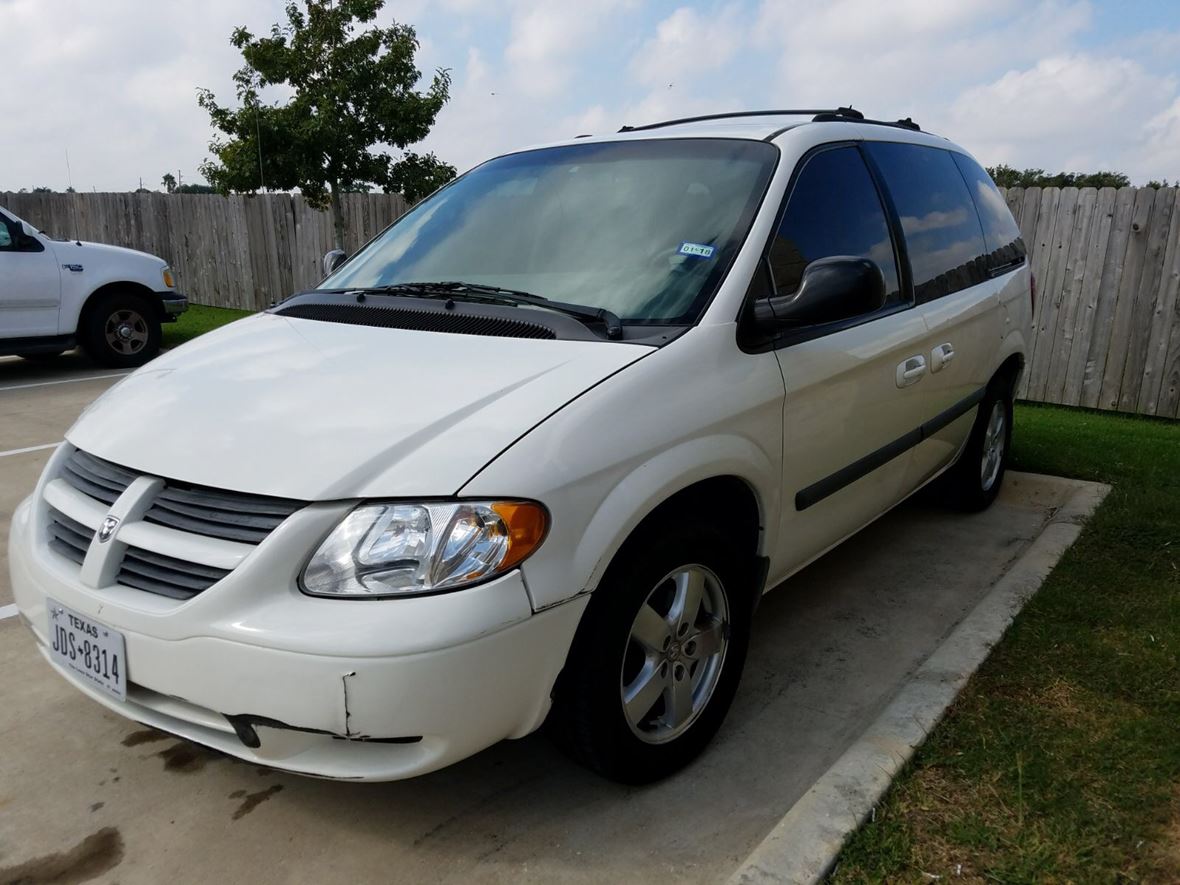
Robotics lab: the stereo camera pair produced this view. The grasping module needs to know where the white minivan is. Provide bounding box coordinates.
[0,206,186,366]
[10,109,1031,783]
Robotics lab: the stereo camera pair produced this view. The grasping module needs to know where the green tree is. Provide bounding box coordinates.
[162,173,177,193]
[176,182,217,194]
[986,164,1131,189]
[197,0,453,250]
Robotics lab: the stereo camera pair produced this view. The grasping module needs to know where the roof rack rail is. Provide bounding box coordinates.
[616,106,923,134]
[811,111,921,132]
[617,106,865,133]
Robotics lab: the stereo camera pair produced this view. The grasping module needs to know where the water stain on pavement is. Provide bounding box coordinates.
[231,785,283,820]
[157,741,219,773]
[0,826,123,885]
[121,728,172,747]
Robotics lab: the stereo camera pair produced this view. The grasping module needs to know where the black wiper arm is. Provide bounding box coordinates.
[439,281,624,340]
[346,281,624,340]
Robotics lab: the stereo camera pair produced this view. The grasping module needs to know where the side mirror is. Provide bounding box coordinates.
[323,249,348,276]
[755,256,886,328]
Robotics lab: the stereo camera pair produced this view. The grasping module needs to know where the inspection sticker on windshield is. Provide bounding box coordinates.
[678,242,715,259]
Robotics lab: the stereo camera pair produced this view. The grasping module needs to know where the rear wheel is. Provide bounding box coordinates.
[940,380,1013,511]
[548,519,753,784]
[80,292,161,368]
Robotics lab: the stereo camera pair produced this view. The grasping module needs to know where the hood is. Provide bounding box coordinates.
[49,239,165,267]
[67,313,649,500]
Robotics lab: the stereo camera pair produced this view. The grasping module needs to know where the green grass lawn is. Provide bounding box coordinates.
[162,304,252,349]
[833,403,1180,882]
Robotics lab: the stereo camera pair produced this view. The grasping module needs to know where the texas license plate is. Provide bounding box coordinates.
[47,599,127,701]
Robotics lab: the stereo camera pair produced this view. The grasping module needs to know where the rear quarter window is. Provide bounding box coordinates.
[866,142,989,301]
[952,152,1027,273]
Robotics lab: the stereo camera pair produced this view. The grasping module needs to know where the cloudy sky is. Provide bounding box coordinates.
[3,0,1178,192]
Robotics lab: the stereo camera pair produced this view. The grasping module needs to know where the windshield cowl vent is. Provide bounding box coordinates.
[274,302,558,340]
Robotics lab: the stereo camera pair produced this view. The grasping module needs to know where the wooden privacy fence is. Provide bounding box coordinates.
[1001,185,1180,419]
[1,191,408,311]
[4,187,1180,418]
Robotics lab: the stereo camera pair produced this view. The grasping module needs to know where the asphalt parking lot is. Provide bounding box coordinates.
[0,353,1087,884]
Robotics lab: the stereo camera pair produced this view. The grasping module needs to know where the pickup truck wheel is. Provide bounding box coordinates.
[940,382,1013,512]
[548,520,753,784]
[80,293,161,368]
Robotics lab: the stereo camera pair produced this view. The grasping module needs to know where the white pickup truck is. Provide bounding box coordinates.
[0,206,186,367]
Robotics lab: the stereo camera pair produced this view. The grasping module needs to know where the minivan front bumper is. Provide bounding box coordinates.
[9,495,587,780]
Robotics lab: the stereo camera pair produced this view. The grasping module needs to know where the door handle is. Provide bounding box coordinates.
[896,355,927,388]
[930,343,955,373]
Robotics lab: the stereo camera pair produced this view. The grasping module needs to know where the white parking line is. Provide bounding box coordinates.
[0,442,60,459]
[0,604,19,621]
[0,372,129,393]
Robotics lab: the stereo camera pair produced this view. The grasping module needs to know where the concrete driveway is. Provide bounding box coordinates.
[0,354,1085,884]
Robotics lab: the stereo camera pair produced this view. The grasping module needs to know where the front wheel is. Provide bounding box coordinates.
[548,520,753,784]
[80,292,161,368]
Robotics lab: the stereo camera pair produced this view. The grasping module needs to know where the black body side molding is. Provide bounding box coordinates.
[795,386,987,511]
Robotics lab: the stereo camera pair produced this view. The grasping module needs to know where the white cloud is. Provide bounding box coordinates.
[631,6,743,88]
[3,0,1180,192]
[504,0,634,97]
[1,0,286,191]
[947,54,1179,178]
[1140,97,1180,181]
[753,0,1092,118]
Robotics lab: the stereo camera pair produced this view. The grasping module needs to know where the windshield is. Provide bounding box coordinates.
[0,208,38,236]
[320,139,777,324]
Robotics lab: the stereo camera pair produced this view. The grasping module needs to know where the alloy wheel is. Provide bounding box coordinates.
[980,400,1006,491]
[104,309,149,355]
[620,564,730,744]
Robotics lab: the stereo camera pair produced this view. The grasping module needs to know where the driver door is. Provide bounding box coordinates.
[0,212,61,337]
[756,144,929,577]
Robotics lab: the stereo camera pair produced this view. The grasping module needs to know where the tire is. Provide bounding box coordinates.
[939,378,1014,512]
[547,518,754,784]
[79,292,161,368]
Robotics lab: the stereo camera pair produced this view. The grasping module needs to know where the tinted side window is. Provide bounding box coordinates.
[0,221,13,251]
[952,152,1027,272]
[770,146,901,305]
[866,143,988,301]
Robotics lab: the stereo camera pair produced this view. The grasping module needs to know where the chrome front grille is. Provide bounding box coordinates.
[116,546,232,601]
[46,447,306,601]
[47,508,91,565]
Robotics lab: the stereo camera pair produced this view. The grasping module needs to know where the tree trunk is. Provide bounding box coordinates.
[329,181,346,252]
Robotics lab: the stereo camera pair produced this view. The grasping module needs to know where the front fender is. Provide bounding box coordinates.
[569,437,776,602]
[52,242,170,333]
[459,324,786,612]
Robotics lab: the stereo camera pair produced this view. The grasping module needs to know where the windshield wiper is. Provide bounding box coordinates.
[345,281,624,340]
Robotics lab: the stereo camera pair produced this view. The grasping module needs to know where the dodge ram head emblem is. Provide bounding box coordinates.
[97,516,120,543]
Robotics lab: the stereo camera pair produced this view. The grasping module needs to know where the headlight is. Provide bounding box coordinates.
[162,266,176,288]
[301,500,548,598]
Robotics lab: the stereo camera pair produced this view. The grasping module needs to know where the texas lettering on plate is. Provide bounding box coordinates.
[47,599,127,701]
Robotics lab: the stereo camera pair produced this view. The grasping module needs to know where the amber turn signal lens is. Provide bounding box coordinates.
[492,501,548,570]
